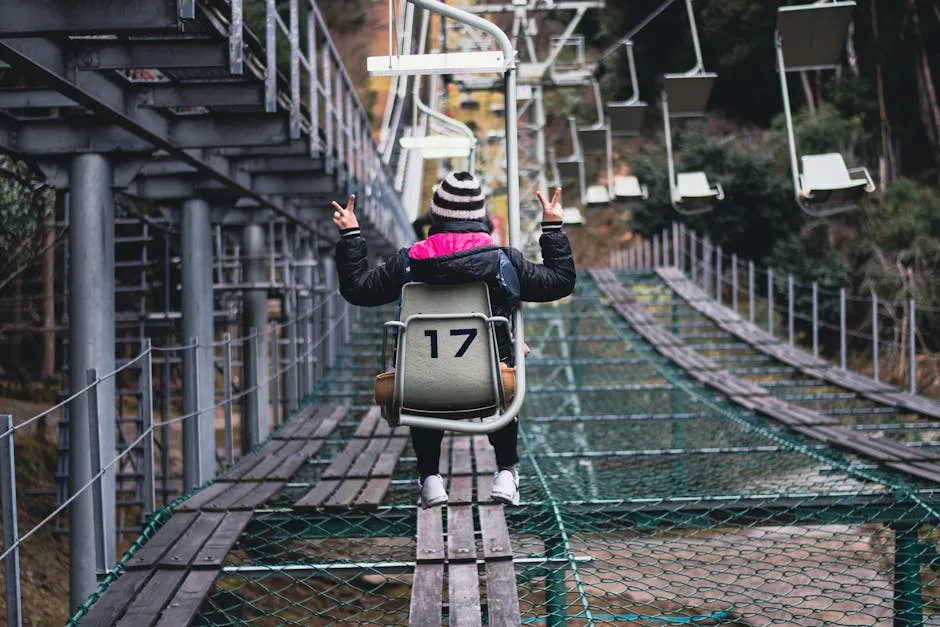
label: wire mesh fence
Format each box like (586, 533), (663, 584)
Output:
(53, 274), (940, 625)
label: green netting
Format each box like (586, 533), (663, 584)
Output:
(84, 271), (940, 625)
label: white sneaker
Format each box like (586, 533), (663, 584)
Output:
(419, 474), (448, 508)
(490, 468), (519, 506)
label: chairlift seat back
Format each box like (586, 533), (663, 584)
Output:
(577, 124), (608, 155)
(394, 282), (503, 418)
(663, 73), (717, 118)
(607, 102), (646, 136)
(777, 2), (856, 71)
(613, 176), (648, 200)
(556, 158), (581, 184)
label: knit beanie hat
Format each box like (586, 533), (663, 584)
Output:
(429, 171), (486, 222)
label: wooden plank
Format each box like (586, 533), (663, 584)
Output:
(448, 562), (483, 627)
(346, 438), (389, 478)
(267, 439), (325, 480)
(371, 437), (408, 477)
(448, 476), (473, 505)
(203, 481), (258, 511)
(416, 505), (445, 563)
(353, 405), (382, 438)
(275, 404), (322, 439)
(174, 481), (233, 512)
(887, 462), (940, 484)
(321, 439), (367, 479)
(324, 479), (365, 509)
(125, 512), (199, 570)
(473, 435), (498, 474)
(409, 563), (444, 625)
(81, 570), (152, 626)
(114, 569), (187, 627)
(446, 505), (477, 561)
(158, 512), (225, 568)
(223, 440), (286, 481)
(194, 511), (253, 568)
(355, 477), (392, 509)
(476, 473), (494, 502)
(484, 560), (522, 627)
(152, 570), (220, 627)
(439, 436), (452, 478)
(478, 505), (513, 560)
(309, 405), (348, 438)
(231, 481), (284, 510)
(242, 440), (304, 480)
(294, 479), (341, 509)
(451, 437), (473, 475)
(373, 415), (407, 438)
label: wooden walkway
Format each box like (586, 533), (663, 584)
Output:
(655, 266), (940, 419)
(592, 269), (940, 485)
(81, 402), (522, 625)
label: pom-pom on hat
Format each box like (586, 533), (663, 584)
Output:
(429, 171), (486, 221)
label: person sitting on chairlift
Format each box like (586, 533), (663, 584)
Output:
(331, 171), (576, 508)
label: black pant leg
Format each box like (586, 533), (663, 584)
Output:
(410, 426), (444, 478)
(487, 418), (519, 469)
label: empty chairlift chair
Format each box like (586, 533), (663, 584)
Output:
(662, 72), (722, 215)
(776, 1), (873, 216)
(606, 41), (647, 138)
(613, 175), (648, 202)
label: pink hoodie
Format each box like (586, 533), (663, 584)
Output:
(408, 232), (495, 260)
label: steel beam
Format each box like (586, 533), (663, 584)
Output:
(0, 88), (78, 108)
(133, 83), (265, 108)
(0, 0), (180, 36)
(251, 172), (336, 196)
(74, 39), (229, 70)
(67, 153), (116, 612)
(181, 197), (216, 490)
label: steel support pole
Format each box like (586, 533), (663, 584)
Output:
(731, 254), (738, 313)
(748, 261), (755, 324)
(767, 267), (774, 334)
(297, 238), (317, 395)
(321, 253), (338, 369)
(139, 340), (155, 521)
(715, 246), (722, 303)
(702, 237), (711, 293)
(812, 282), (819, 357)
(690, 233), (698, 284)
(673, 222), (680, 267)
(181, 198), (215, 487)
(840, 288), (847, 370)
(893, 525), (924, 627)
(1, 415), (22, 627)
(909, 298), (916, 395)
(222, 333), (234, 466)
(872, 291), (879, 383)
(787, 275), (794, 346)
(242, 224), (269, 449)
(68, 153), (115, 612)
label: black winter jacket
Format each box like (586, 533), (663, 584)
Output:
(334, 220), (576, 362)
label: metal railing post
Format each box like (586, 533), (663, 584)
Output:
(85, 369), (107, 579)
(872, 291), (879, 383)
(787, 274), (794, 346)
(840, 289), (847, 370)
(909, 298), (917, 394)
(222, 333), (234, 466)
(731, 254), (738, 313)
(748, 261), (755, 324)
(767, 267), (774, 334)
(673, 222), (680, 268)
(690, 232), (698, 284)
(715, 246), (722, 303)
(812, 282), (819, 357)
(139, 340), (155, 521)
(1, 414), (22, 627)
(270, 324), (281, 427)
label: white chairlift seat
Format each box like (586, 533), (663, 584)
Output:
(777, 2), (856, 71)
(562, 208), (585, 225)
(663, 73), (717, 118)
(367, 51), (506, 76)
(382, 283), (510, 424)
(584, 184), (611, 206)
(799, 153), (875, 204)
(674, 171), (724, 204)
(607, 101), (646, 137)
(613, 175), (649, 201)
(577, 124), (609, 155)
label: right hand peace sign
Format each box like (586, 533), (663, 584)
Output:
(535, 187), (563, 223)
(331, 195), (358, 231)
